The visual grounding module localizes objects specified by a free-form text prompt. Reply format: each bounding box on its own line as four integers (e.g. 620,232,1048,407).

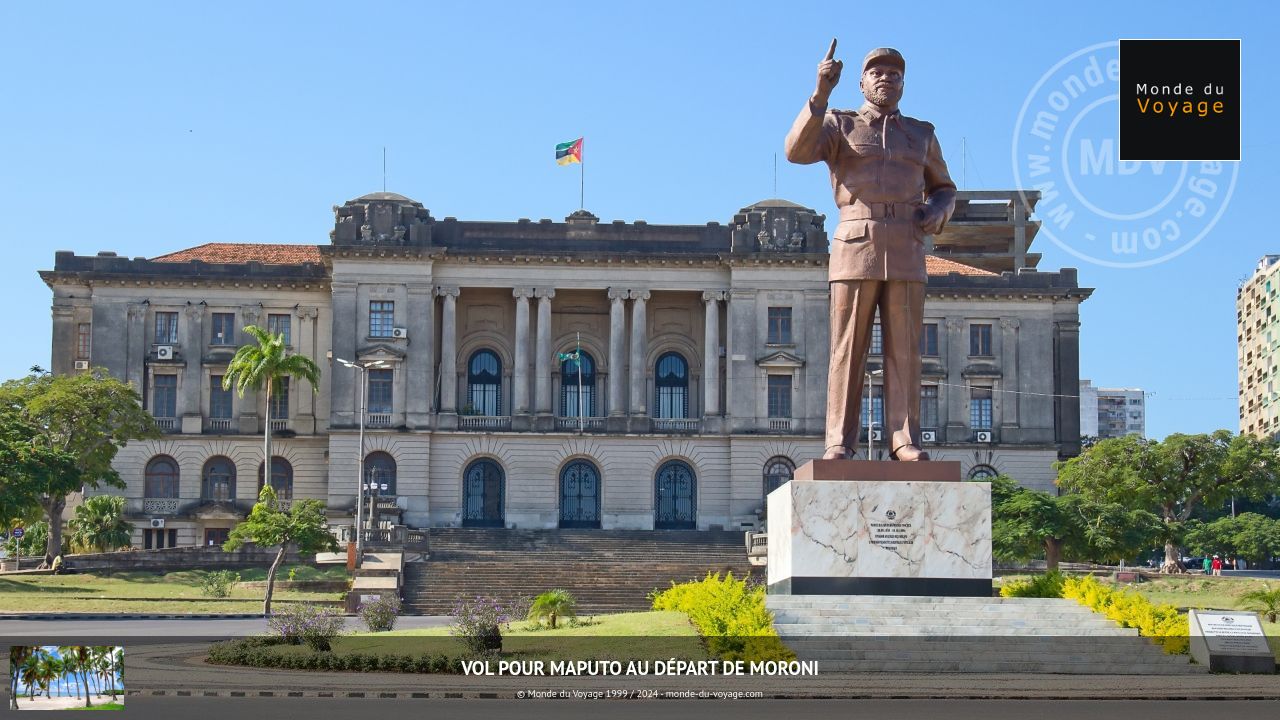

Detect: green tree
528,589,578,629
1185,513,1280,566
66,495,133,553
222,325,321,489
1241,584,1280,623
223,485,337,616
36,652,61,699
0,368,158,566
57,645,93,708
1057,431,1280,571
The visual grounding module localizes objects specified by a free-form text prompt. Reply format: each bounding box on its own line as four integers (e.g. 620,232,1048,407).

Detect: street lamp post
335,357,386,563
865,368,883,459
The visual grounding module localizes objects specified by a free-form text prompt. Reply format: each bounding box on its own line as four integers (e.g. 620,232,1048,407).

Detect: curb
0,613,267,620
125,689,1280,701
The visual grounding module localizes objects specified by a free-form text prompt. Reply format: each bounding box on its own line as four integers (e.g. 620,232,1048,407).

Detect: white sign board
1188,610,1275,673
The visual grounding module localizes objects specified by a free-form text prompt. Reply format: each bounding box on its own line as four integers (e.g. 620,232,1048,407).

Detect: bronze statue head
859,47,905,111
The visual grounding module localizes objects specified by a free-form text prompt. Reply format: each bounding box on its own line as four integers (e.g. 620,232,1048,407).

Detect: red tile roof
151,243,322,265
926,256,996,276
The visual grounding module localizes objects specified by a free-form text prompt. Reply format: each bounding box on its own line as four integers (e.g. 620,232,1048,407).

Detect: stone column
237,304,263,434
1054,320,1082,458
406,284,435,428
607,288,627,424
534,288,556,422
513,288,533,416
999,318,1020,432
437,286,459,427
296,306,319,434
125,303,147,395
180,303,204,433
50,305,75,376
702,291,723,418
628,289,650,421
943,316,966,442
330,282,357,427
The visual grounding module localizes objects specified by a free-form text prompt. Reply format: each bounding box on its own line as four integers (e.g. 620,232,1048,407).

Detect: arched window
655,352,689,419
202,456,236,502
144,456,179,498
763,456,795,497
257,457,293,500
560,350,597,417
559,459,601,528
654,459,696,529
967,464,999,480
462,458,504,527
467,350,502,416
365,451,397,496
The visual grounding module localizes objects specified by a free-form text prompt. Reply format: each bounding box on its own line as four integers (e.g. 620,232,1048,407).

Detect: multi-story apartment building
41,190,1091,548
1079,380,1146,439
1238,255,1280,438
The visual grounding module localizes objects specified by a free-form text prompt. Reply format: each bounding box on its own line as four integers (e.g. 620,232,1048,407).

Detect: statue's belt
840,201,920,221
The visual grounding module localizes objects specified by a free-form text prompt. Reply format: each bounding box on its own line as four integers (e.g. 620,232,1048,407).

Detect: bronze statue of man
785,41,956,462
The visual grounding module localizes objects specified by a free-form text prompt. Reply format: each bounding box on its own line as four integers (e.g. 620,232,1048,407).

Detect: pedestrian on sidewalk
1202,556,1212,575
1211,555,1222,576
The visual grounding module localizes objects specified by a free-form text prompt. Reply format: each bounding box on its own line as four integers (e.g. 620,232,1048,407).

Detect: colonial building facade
41,190,1090,548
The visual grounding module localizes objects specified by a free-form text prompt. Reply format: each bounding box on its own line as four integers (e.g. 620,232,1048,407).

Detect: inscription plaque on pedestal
1188,610,1276,673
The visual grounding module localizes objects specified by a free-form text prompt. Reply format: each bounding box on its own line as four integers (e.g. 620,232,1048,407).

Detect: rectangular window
267,313,292,346
76,323,91,359
153,375,177,417
921,386,939,428
368,369,393,414
861,385,884,429
970,387,993,430
211,313,235,346
870,322,883,355
369,301,394,337
767,374,792,418
154,312,178,344
210,375,232,419
767,307,792,344
970,323,993,356
920,323,939,356
270,377,289,420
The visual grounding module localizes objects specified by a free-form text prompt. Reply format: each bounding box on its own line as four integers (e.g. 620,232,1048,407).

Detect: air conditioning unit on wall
921,430,936,443
156,346,174,360
150,518,165,529
73,360,89,370
871,429,883,441
976,431,993,443
391,327,408,339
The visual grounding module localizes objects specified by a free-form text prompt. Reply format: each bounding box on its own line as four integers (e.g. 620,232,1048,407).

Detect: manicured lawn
68,702,126,710
0,566,347,613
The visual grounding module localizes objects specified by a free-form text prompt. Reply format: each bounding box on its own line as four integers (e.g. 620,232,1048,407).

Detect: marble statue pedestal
767,460,992,597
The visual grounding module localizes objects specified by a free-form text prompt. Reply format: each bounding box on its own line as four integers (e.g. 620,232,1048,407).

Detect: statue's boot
822,445,852,460
890,444,930,462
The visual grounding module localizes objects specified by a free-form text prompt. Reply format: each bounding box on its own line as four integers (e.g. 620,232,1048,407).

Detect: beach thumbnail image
8,645,123,711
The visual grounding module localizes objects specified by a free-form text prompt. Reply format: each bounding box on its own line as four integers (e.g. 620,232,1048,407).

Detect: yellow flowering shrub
1062,575,1188,654
651,572,794,661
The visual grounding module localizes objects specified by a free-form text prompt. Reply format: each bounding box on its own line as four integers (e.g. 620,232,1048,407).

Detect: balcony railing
459,415,512,431
142,497,179,515
154,417,177,433
555,416,605,431
209,418,233,433
652,418,701,433
270,419,287,432
366,413,393,428
768,418,794,432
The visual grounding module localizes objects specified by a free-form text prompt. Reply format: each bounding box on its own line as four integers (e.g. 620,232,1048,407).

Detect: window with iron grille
144,456,179,498
763,456,795,496
920,385,939,428
369,301,394,337
655,352,689,418
767,374,792,418
76,323,91,359
870,322,883,355
267,313,291,345
154,312,178,344
767,307,792,344
210,375,232,419
920,323,938,356
368,369,393,414
970,387,993,429
153,375,177,417
211,313,235,346
970,324,993,356
560,351,597,417
270,377,289,420
467,350,502,415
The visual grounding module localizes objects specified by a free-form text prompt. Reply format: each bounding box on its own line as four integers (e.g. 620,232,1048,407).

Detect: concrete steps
402,529,755,615
766,595,1204,675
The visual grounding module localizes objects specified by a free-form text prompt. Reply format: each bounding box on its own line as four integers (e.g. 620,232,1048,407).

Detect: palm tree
36,653,61,699
1241,584,1280,623
58,646,93,708
67,496,133,553
223,325,321,499
10,646,35,710
528,589,578,629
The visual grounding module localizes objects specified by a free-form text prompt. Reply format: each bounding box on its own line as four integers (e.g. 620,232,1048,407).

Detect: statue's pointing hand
815,38,842,104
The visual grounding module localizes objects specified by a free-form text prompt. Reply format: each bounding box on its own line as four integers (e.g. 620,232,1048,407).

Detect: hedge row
206,637,464,673
1063,575,1188,654
650,572,793,662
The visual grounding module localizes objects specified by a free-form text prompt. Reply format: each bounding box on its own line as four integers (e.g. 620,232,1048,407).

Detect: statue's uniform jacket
785,100,956,281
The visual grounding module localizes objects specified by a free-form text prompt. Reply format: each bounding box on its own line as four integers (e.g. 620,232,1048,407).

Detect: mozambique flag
555,137,583,166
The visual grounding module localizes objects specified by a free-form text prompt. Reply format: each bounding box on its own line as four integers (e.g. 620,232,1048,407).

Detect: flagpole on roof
579,138,585,210
577,331,584,432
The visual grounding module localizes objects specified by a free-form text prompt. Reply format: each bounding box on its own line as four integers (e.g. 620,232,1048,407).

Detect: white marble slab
768,480,991,586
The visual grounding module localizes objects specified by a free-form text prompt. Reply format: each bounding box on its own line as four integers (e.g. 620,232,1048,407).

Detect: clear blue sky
2,1,1274,439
